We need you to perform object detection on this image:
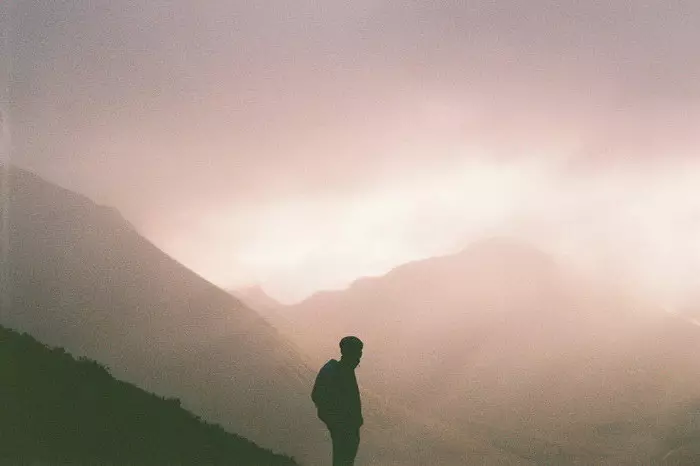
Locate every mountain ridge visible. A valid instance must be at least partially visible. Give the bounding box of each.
[268,235,700,463]
[1,165,328,464]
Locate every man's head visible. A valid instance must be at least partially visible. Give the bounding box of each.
[339,336,363,369]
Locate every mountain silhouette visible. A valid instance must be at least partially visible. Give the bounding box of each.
[272,238,700,463]
[235,285,286,322]
[1,166,515,465]
[0,166,328,464]
[0,324,298,465]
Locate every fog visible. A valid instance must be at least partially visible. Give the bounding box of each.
[8,1,700,304]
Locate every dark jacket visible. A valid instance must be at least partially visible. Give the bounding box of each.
[311,359,363,429]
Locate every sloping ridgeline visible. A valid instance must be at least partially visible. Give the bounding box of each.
[0,325,298,466]
[0,166,327,464]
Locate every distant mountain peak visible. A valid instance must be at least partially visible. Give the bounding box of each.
[453,236,558,270]
[233,285,282,313]
[373,236,558,289]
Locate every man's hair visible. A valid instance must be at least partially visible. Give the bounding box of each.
[339,336,363,354]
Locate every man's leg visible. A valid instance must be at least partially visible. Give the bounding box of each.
[330,427,360,466]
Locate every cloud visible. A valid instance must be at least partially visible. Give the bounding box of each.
[517,159,700,306]
[9,1,700,300]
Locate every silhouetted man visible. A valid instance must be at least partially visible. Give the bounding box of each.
[312,336,363,466]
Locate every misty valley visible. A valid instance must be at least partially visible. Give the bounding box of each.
[1,167,700,465]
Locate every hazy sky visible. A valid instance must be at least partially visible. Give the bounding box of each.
[9,1,700,303]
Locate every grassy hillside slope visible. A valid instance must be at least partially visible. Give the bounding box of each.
[0,324,298,466]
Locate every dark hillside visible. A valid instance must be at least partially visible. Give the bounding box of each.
[0,324,298,466]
